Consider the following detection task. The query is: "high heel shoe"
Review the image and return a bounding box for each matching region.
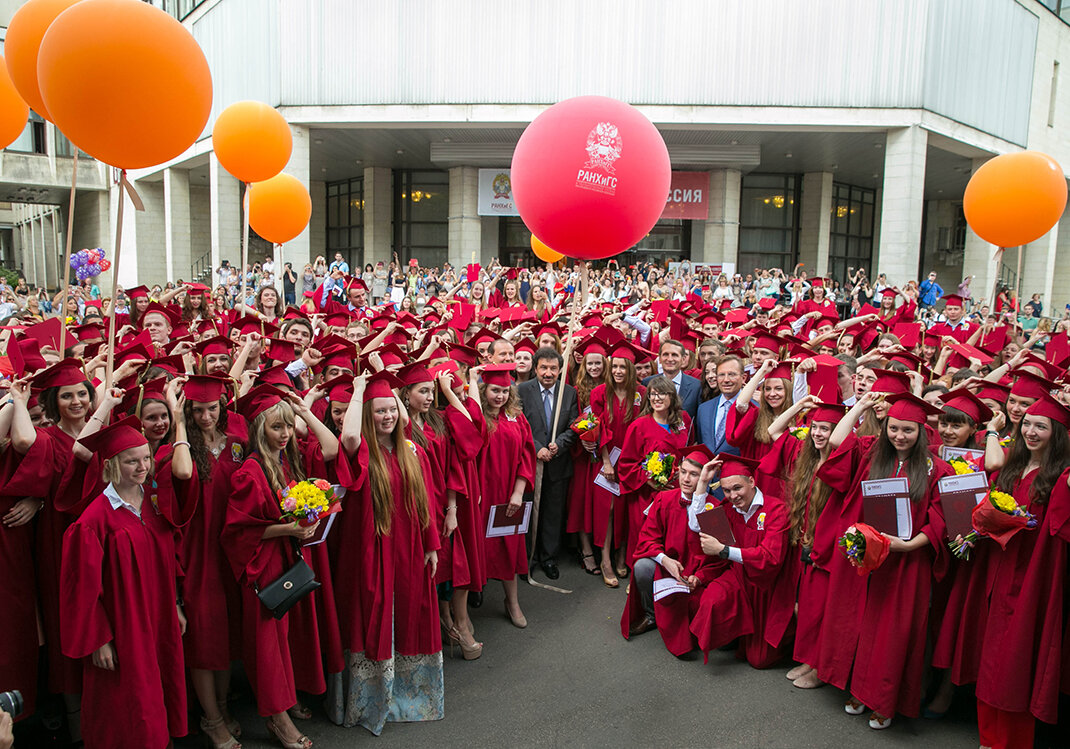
[216,700,241,738]
[600,559,619,588]
[200,715,241,749]
[266,716,312,749]
[504,599,527,629]
[446,625,484,660]
[579,551,599,574]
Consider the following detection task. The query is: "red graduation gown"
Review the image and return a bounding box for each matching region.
[60,492,186,749]
[617,414,692,567]
[727,406,784,496]
[620,489,723,656]
[974,468,1070,724]
[689,492,790,666]
[818,434,951,718]
[333,439,442,661]
[221,455,299,716]
[411,417,470,588]
[477,412,537,580]
[443,397,489,590]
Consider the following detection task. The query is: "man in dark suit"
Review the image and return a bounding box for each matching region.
[518,346,579,579]
[642,339,701,420]
[694,354,745,456]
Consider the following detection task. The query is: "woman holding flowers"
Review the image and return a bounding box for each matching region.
[221,385,333,749]
[567,337,611,576]
[334,371,443,735]
[617,375,693,569]
[815,391,951,730]
[950,394,1070,748]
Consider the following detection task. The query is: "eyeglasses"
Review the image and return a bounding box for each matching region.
[648,392,669,400]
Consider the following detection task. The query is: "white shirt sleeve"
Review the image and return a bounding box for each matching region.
[727,546,743,564]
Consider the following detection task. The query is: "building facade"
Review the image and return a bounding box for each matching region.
[3,0,1070,310]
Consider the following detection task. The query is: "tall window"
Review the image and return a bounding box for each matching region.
[828,182,876,284]
[394,170,448,268]
[738,174,799,273]
[499,217,537,267]
[326,177,364,267]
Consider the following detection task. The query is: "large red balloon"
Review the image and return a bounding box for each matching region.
[511,96,671,260]
[963,151,1067,247]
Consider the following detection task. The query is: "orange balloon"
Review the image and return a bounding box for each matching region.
[3,0,81,122]
[963,151,1068,247]
[249,174,312,245]
[213,101,293,183]
[36,0,212,169]
[0,56,31,149]
[531,235,564,263]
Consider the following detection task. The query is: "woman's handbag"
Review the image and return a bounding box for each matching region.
[255,540,320,619]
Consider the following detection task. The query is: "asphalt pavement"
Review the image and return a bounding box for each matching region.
[182,559,988,749]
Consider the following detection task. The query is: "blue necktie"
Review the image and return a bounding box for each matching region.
[715,399,727,448]
[543,388,553,432]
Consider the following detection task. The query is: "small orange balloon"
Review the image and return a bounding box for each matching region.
[37,0,212,169]
[963,151,1068,247]
[213,101,293,183]
[0,56,31,149]
[249,174,312,245]
[3,0,81,122]
[531,235,564,263]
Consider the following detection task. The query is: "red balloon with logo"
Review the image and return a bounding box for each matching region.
[510,96,671,260]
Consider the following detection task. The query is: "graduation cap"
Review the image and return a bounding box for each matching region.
[766,361,795,381]
[139,302,179,328]
[8,336,46,376]
[22,317,64,354]
[534,321,565,341]
[375,343,407,368]
[235,384,288,421]
[751,331,786,354]
[681,444,716,466]
[869,368,911,395]
[892,322,923,349]
[947,341,993,367]
[716,453,761,479]
[71,323,105,343]
[397,361,434,387]
[1025,392,1070,428]
[322,375,355,403]
[482,364,516,387]
[118,378,168,417]
[194,336,235,358]
[939,390,993,425]
[148,354,186,377]
[724,308,749,325]
[512,337,538,357]
[362,370,403,402]
[345,276,369,293]
[941,293,967,308]
[575,335,608,359]
[1018,351,1063,381]
[125,285,150,300]
[810,400,847,424]
[231,315,279,338]
[323,310,355,328]
[317,342,358,373]
[1009,369,1054,401]
[974,380,1010,405]
[30,359,87,391]
[805,354,844,403]
[756,298,776,311]
[255,364,294,390]
[264,338,300,364]
[115,334,155,366]
[886,392,942,424]
[447,343,479,367]
[183,374,231,404]
[881,288,899,300]
[282,306,312,322]
[77,415,148,460]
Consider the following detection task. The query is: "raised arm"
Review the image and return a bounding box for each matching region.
[7,379,37,454]
[340,373,369,456]
[165,378,193,480]
[736,358,774,415]
[768,393,816,443]
[73,386,126,462]
[982,410,1007,471]
[830,391,877,451]
[288,392,338,463]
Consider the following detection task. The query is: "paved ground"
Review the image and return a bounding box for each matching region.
[176,560,990,749]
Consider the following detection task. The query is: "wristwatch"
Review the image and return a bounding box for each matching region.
[718,546,730,560]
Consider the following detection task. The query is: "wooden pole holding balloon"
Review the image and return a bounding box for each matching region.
[56,151,77,356]
[240,183,250,314]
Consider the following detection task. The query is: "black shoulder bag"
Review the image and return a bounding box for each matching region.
[256,538,320,619]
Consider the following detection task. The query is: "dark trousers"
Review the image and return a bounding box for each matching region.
[526,476,570,563]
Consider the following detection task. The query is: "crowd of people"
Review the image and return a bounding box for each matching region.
[0,252,1068,749]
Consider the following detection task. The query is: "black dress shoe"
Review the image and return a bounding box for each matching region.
[470,590,483,608]
[541,559,560,580]
[628,614,657,637]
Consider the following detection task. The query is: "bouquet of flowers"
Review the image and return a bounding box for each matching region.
[279,479,340,527]
[570,413,601,458]
[789,425,810,441]
[837,523,891,576]
[999,435,1013,448]
[948,488,1037,560]
[947,455,979,475]
[642,450,676,489]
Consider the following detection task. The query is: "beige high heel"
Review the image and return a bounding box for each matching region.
[266,716,312,749]
[504,599,527,628]
[216,699,241,738]
[200,715,241,749]
[447,625,484,660]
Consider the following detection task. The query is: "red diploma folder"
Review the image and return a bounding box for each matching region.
[937,472,988,541]
[695,507,735,545]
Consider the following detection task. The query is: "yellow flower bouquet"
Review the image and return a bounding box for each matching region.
[279,478,340,527]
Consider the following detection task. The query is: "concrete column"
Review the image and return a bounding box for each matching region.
[164,168,192,282]
[1021,226,1059,312]
[133,180,165,287]
[480,216,500,264]
[209,152,242,273]
[961,157,1001,307]
[72,190,112,270]
[448,166,481,270]
[875,126,927,286]
[1051,205,1070,312]
[363,167,392,265]
[798,172,834,276]
[309,179,327,262]
[700,169,741,267]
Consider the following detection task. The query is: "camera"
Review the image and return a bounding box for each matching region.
[0,690,23,717]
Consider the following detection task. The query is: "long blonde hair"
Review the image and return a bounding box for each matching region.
[753,377,792,445]
[362,403,430,536]
[787,438,832,546]
[247,401,305,495]
[477,381,521,434]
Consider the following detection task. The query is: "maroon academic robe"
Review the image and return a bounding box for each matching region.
[477,412,537,580]
[333,439,442,661]
[410,417,470,588]
[61,492,186,749]
[443,398,488,590]
[565,399,601,536]
[818,434,951,719]
[178,436,245,670]
[617,414,692,567]
[689,491,790,666]
[727,406,784,496]
[973,468,1069,724]
[221,455,300,716]
[620,489,723,655]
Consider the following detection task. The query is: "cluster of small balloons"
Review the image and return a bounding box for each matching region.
[69,247,111,280]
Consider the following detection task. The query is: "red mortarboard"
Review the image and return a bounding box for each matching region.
[194,336,235,358]
[1025,393,1070,428]
[482,364,516,387]
[1019,351,1063,381]
[9,337,46,376]
[756,297,776,311]
[139,302,179,328]
[323,310,355,328]
[376,343,407,368]
[939,390,993,425]
[870,368,911,395]
[322,375,354,404]
[809,278,824,288]
[941,293,966,307]
[534,322,565,341]
[363,370,403,402]
[72,323,105,342]
[682,444,715,465]
[185,282,210,294]
[236,384,288,421]
[23,317,63,354]
[892,322,922,349]
[183,374,230,404]
[232,316,279,338]
[318,342,358,373]
[149,354,186,377]
[115,335,154,366]
[283,306,312,322]
[264,338,300,363]
[806,354,843,403]
[881,288,898,300]
[125,285,150,299]
[766,361,794,381]
[345,276,369,293]
[1009,369,1054,401]
[751,331,785,354]
[397,361,434,387]
[255,364,294,389]
[118,379,168,416]
[513,338,538,356]
[576,336,608,359]
[31,359,86,391]
[717,453,760,479]
[974,380,1010,405]
[810,400,847,424]
[468,326,501,348]
[724,308,749,325]
[886,392,942,424]
[448,343,479,367]
[77,415,148,460]
[947,341,994,366]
